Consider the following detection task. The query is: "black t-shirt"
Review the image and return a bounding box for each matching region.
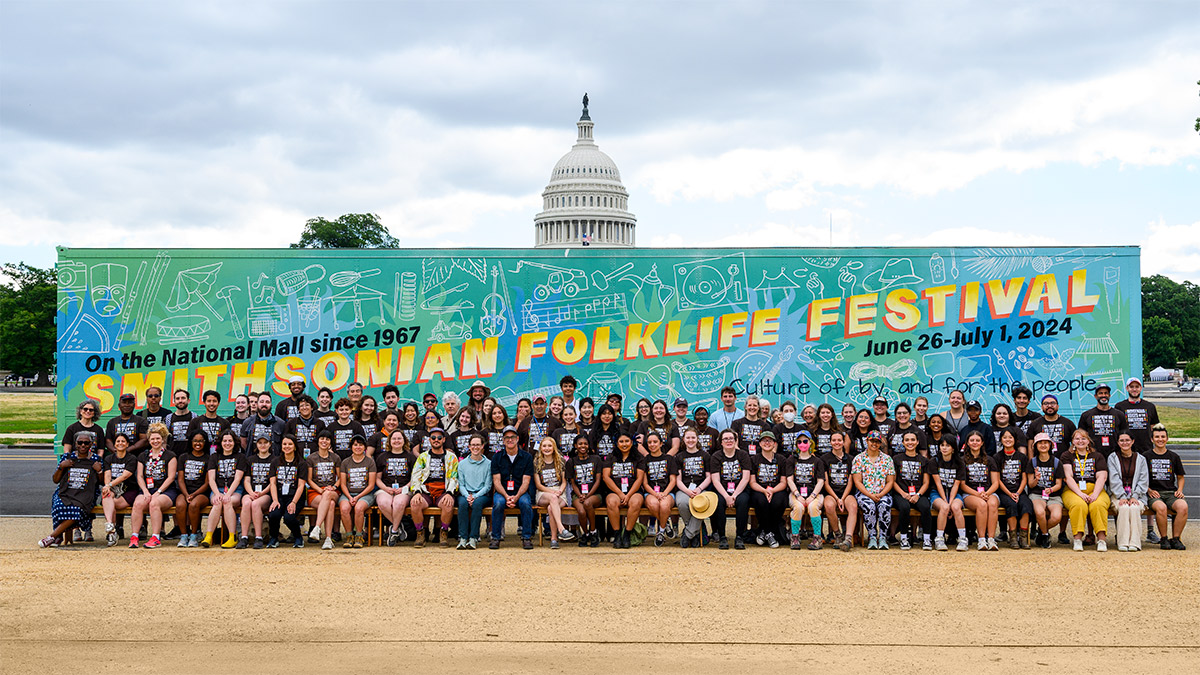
[322,419,364,459]
[137,449,177,489]
[811,427,837,455]
[990,424,1028,454]
[275,454,305,498]
[56,452,101,510]
[209,452,248,491]
[246,454,276,492]
[1077,407,1127,455]
[566,455,603,495]
[286,416,320,457]
[165,411,195,455]
[537,463,564,490]
[773,423,806,455]
[693,426,720,453]
[376,451,417,488]
[102,452,138,496]
[713,450,752,493]
[932,455,966,497]
[138,407,171,428]
[873,417,896,443]
[787,454,822,493]
[1026,417,1077,455]
[892,453,929,494]
[550,426,583,456]
[676,449,713,490]
[1145,449,1185,493]
[1115,399,1159,453]
[1027,454,1064,496]
[519,415,555,450]
[963,456,996,491]
[1012,410,1039,435]
[1061,449,1105,486]
[589,426,621,459]
[448,429,478,458]
[62,421,101,449]
[994,450,1030,493]
[640,454,678,491]
[424,451,449,483]
[822,452,853,494]
[178,451,210,494]
[889,425,928,456]
[275,397,303,422]
[358,418,380,441]
[105,415,148,449]
[751,453,783,487]
[187,415,230,452]
[730,418,767,453]
[606,452,640,493]
[635,420,680,450]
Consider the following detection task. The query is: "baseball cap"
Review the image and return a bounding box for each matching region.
[673,397,688,408]
[965,400,982,410]
[1094,384,1111,394]
[501,425,519,436]
[872,397,888,406]
[759,431,777,442]
[428,427,446,436]
[1126,377,1142,387]
[533,395,546,403]
[866,430,883,442]
[1042,394,1058,403]
[119,393,136,401]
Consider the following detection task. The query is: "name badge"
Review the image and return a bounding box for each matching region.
[581,483,589,495]
[147,477,155,489]
[282,483,290,496]
[748,444,757,455]
[1042,489,1050,500]
[621,477,629,492]
[1101,436,1110,446]
[727,481,735,493]
[908,485,915,496]
[255,484,264,493]
[392,483,399,490]
[800,487,808,498]
[688,482,697,491]
[507,480,515,492]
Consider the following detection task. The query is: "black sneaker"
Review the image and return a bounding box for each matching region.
[293,537,305,548]
[234,537,249,549]
[164,527,181,541]
[522,538,533,550]
[253,538,264,550]
[577,533,589,547]
[266,537,279,549]
[1171,538,1187,551]
[589,532,599,548]
[332,531,343,543]
[994,531,1008,543]
[1057,531,1070,545]
[1039,533,1052,549]
[718,536,729,550]
[1161,538,1173,550]
[489,538,500,550]
[734,536,745,550]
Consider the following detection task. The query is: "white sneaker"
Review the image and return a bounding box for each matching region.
[934,537,947,551]
[1118,545,1129,552]
[1096,539,1108,552]
[309,526,321,543]
[177,535,189,548]
[322,537,333,550]
[956,539,968,552]
[1073,538,1084,551]
[977,539,987,551]
[987,537,998,551]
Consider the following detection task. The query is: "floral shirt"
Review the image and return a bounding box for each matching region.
[851,452,895,494]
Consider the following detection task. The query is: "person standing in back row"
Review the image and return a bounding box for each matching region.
[1077,384,1127,457]
[710,387,743,433]
[1114,377,1158,453]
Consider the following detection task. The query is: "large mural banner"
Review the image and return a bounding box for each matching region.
[56,246,1139,431]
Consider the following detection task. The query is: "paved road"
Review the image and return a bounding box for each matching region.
[3,444,1199,518]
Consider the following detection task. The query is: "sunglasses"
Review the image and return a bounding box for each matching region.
[429,435,445,440]
[82,408,97,413]
[146,394,161,398]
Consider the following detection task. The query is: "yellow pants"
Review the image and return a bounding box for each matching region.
[1062,489,1111,535]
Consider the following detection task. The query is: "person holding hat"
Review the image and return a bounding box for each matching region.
[748,430,787,548]
[603,433,645,549]
[785,430,825,550]
[1061,429,1110,551]
[105,393,149,454]
[275,375,308,421]
[409,428,457,548]
[1107,431,1149,551]
[490,426,535,549]
[1078,384,1127,457]
[957,400,995,456]
[236,435,279,549]
[1146,423,1187,550]
[1026,432,1065,548]
[1027,395,1077,456]
[39,430,103,548]
[851,430,895,550]
[675,428,715,548]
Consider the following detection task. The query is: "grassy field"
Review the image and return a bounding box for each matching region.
[1159,404,1200,438]
[0,393,55,434]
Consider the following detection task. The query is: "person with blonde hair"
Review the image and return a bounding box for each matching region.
[128,423,178,549]
[533,436,575,548]
[1061,428,1110,551]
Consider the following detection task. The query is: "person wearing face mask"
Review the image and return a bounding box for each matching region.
[1027,395,1077,456]
[105,393,149,454]
[1077,384,1127,457]
[773,401,804,456]
[785,431,825,550]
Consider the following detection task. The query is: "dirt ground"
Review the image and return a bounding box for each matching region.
[1,517,1196,673]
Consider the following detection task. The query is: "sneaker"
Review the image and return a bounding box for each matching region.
[293,537,304,548]
[719,536,729,550]
[559,529,577,542]
[308,526,321,543]
[489,538,500,550]
[1118,545,1130,552]
[342,534,354,549]
[755,531,766,547]
[1096,539,1107,552]
[764,532,779,549]
[38,536,58,548]
[253,538,264,550]
[1039,533,1051,549]
[165,527,181,540]
[1057,531,1070,545]
[128,535,140,548]
[579,533,590,547]
[332,531,343,544]
[808,539,823,551]
[790,533,802,550]
[457,539,468,550]
[322,537,333,550]
[1083,533,1096,546]
[867,536,878,550]
[994,531,1007,543]
[824,533,838,545]
[655,531,666,547]
[878,537,889,550]
[1171,538,1187,551]
[440,530,452,547]
[734,536,746,550]
[188,534,200,548]
[82,530,94,542]
[1147,530,1161,544]
[1161,538,1173,550]
[414,530,426,548]
[977,539,987,551]
[267,537,279,549]
[145,535,161,549]
[105,523,118,547]
[589,532,599,548]
[956,539,968,552]
[177,534,189,548]
[522,538,533,550]
[235,537,249,550]
[934,537,947,551]
[387,531,399,547]
[467,538,477,550]
[550,540,560,549]
[838,534,851,552]
[1073,538,1083,551]
[922,539,932,551]
[663,523,676,540]
[900,535,911,551]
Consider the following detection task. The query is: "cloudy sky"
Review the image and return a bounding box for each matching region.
[2,1,1197,281]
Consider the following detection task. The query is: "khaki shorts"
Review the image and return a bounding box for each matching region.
[1149,494,1182,511]
[1029,494,1064,508]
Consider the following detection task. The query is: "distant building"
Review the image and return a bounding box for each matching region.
[534,96,636,248]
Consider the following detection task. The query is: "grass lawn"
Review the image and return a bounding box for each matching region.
[1158,404,1200,439]
[0,393,56,434]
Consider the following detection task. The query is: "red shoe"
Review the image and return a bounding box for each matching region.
[128,535,140,548]
[144,535,161,549]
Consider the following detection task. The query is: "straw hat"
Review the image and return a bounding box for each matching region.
[689,491,718,519]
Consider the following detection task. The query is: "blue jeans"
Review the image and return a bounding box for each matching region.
[491,492,533,541]
[457,493,489,540]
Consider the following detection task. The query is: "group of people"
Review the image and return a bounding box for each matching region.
[41,373,1188,553]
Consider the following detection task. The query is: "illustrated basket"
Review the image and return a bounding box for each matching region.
[670,357,730,395]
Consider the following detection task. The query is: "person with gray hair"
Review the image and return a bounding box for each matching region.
[39,430,103,548]
[442,391,462,432]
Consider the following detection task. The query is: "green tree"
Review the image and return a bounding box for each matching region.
[1142,315,1184,369]
[290,213,399,249]
[1142,275,1200,361]
[0,263,57,385]
[1186,356,1200,378]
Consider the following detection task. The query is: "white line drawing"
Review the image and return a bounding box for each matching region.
[215,285,245,340]
[397,271,418,321]
[921,351,956,379]
[330,268,380,288]
[489,384,563,409]
[993,348,1017,383]
[1078,333,1120,365]
[247,275,289,338]
[116,260,147,344]
[673,253,747,310]
[422,282,476,313]
[929,253,946,284]
[628,364,677,402]
[671,357,730,396]
[590,262,634,291]
[89,263,128,318]
[156,314,211,345]
[1082,368,1124,394]
[521,293,627,332]
[250,273,274,304]
[276,264,325,296]
[751,266,801,305]
[511,260,590,300]
[1104,266,1120,324]
[836,261,863,297]
[964,248,1034,278]
[862,258,923,292]
[957,354,993,380]
[135,252,171,345]
[1030,247,1115,274]
[59,313,111,354]
[479,264,513,338]
[798,256,840,269]
[431,316,472,341]
[950,251,959,280]
[734,346,794,387]
[803,342,852,366]
[332,284,386,329]
[1035,345,1075,379]
[849,358,917,381]
[57,261,87,312]
[421,258,488,294]
[620,264,674,323]
[802,272,824,304]
[165,262,223,316]
[453,259,487,284]
[297,293,324,335]
[580,371,623,402]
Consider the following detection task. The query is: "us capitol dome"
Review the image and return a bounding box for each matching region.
[534,94,636,248]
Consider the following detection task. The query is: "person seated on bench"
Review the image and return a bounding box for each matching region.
[174,430,211,548]
[304,430,341,550]
[566,435,603,547]
[785,430,824,551]
[100,433,138,547]
[604,433,645,549]
[1107,431,1148,552]
[1146,423,1188,551]
[891,430,933,551]
[490,425,535,550]
[851,431,895,551]
[129,423,178,549]
[930,435,967,551]
[337,435,378,549]
[961,431,1000,551]
[711,429,752,550]
[534,436,575,549]
[641,432,678,547]
[993,429,1033,550]
[268,434,308,548]
[822,431,857,552]
[675,428,714,549]
[409,428,456,548]
[376,429,417,547]
[1061,429,1110,552]
[748,431,787,549]
[202,430,246,548]
[456,433,491,550]
[1027,433,1065,549]
[38,430,102,549]
[238,435,279,549]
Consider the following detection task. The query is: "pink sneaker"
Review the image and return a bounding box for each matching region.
[144,535,161,549]
[128,535,140,548]
[38,536,58,548]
